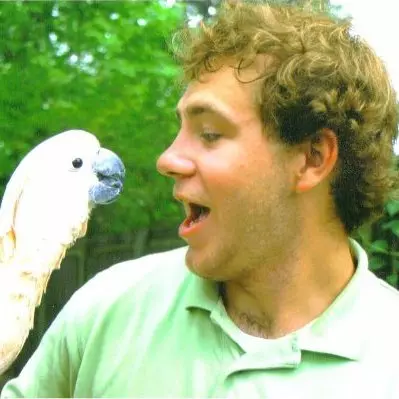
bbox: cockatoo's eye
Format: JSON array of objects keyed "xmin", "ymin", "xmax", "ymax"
[{"xmin": 72, "ymin": 158, "xmax": 83, "ymax": 169}]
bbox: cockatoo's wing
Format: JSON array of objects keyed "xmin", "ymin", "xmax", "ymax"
[{"xmin": 0, "ymin": 156, "xmax": 30, "ymax": 263}]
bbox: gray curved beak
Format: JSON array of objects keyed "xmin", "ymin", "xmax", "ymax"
[{"xmin": 89, "ymin": 148, "xmax": 126, "ymax": 205}]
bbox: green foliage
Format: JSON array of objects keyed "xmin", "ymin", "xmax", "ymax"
[
  {"xmin": 0, "ymin": 0, "xmax": 185, "ymax": 233},
  {"xmin": 354, "ymin": 198, "xmax": 399, "ymax": 288}
]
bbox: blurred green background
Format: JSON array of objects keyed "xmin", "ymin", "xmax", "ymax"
[
  {"xmin": 0, "ymin": 0, "xmax": 398, "ymax": 386},
  {"xmin": 0, "ymin": 0, "xmax": 186, "ymax": 233}
]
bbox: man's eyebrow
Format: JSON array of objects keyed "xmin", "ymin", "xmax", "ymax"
[{"xmin": 175, "ymin": 102, "xmax": 233, "ymax": 122}]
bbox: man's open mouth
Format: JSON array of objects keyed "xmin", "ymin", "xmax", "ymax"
[{"xmin": 185, "ymin": 203, "xmax": 210, "ymax": 227}]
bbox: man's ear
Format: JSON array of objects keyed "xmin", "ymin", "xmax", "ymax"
[{"xmin": 295, "ymin": 128, "xmax": 339, "ymax": 193}]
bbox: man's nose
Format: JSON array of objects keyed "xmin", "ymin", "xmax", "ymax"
[{"xmin": 156, "ymin": 142, "xmax": 195, "ymax": 179}]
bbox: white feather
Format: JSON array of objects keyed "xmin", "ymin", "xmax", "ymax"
[{"xmin": 0, "ymin": 130, "xmax": 102, "ymax": 374}]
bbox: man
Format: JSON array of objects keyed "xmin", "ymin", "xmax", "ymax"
[{"xmin": 2, "ymin": 1, "xmax": 399, "ymax": 398}]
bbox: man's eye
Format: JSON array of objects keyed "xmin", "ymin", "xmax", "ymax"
[{"xmin": 200, "ymin": 132, "xmax": 222, "ymax": 143}]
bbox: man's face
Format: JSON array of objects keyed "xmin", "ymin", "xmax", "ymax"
[{"xmin": 157, "ymin": 65, "xmax": 300, "ymax": 281}]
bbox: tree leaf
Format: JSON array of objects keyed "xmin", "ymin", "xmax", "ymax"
[
  {"xmin": 386, "ymin": 273, "xmax": 398, "ymax": 288},
  {"xmin": 386, "ymin": 200, "xmax": 399, "ymax": 217},
  {"xmin": 369, "ymin": 256, "xmax": 387, "ymax": 271},
  {"xmin": 382, "ymin": 220, "xmax": 399, "ymax": 237},
  {"xmin": 370, "ymin": 239, "xmax": 389, "ymax": 253}
]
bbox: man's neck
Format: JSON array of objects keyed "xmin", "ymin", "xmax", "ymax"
[{"xmin": 221, "ymin": 232, "xmax": 355, "ymax": 339}]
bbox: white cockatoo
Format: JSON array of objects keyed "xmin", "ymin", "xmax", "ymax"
[{"xmin": 0, "ymin": 130, "xmax": 125, "ymax": 375}]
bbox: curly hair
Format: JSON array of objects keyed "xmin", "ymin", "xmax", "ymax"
[{"xmin": 171, "ymin": 0, "xmax": 399, "ymax": 234}]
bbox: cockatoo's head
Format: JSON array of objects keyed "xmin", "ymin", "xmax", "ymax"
[
  {"xmin": 0, "ymin": 130, "xmax": 125, "ymax": 254},
  {"xmin": 5, "ymin": 129, "xmax": 125, "ymax": 207}
]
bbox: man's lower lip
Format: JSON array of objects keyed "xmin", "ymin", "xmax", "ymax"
[{"xmin": 178, "ymin": 215, "xmax": 208, "ymax": 238}]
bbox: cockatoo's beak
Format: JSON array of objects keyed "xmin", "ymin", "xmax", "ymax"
[{"xmin": 89, "ymin": 148, "xmax": 125, "ymax": 205}]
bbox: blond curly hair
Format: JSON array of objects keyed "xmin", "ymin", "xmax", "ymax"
[{"xmin": 171, "ymin": 0, "xmax": 399, "ymax": 233}]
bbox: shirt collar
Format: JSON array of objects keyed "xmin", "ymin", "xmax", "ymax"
[
  {"xmin": 297, "ymin": 238, "xmax": 372, "ymax": 361},
  {"xmin": 183, "ymin": 271, "xmax": 220, "ymax": 312},
  {"xmin": 183, "ymin": 238, "xmax": 372, "ymax": 361}
]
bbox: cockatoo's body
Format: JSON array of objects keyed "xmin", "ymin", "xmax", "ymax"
[{"xmin": 0, "ymin": 130, "xmax": 125, "ymax": 375}]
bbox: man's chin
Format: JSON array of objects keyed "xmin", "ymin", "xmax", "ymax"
[
  {"xmin": 184, "ymin": 246, "xmax": 229, "ymax": 281},
  {"xmin": 185, "ymin": 247, "xmax": 215, "ymax": 279}
]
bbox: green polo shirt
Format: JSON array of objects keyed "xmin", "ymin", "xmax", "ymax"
[{"xmin": 2, "ymin": 239, "xmax": 399, "ymax": 398}]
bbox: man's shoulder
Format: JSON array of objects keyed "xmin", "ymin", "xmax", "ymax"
[
  {"xmin": 64, "ymin": 246, "xmax": 190, "ymax": 320},
  {"xmin": 364, "ymin": 271, "xmax": 399, "ymax": 331}
]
